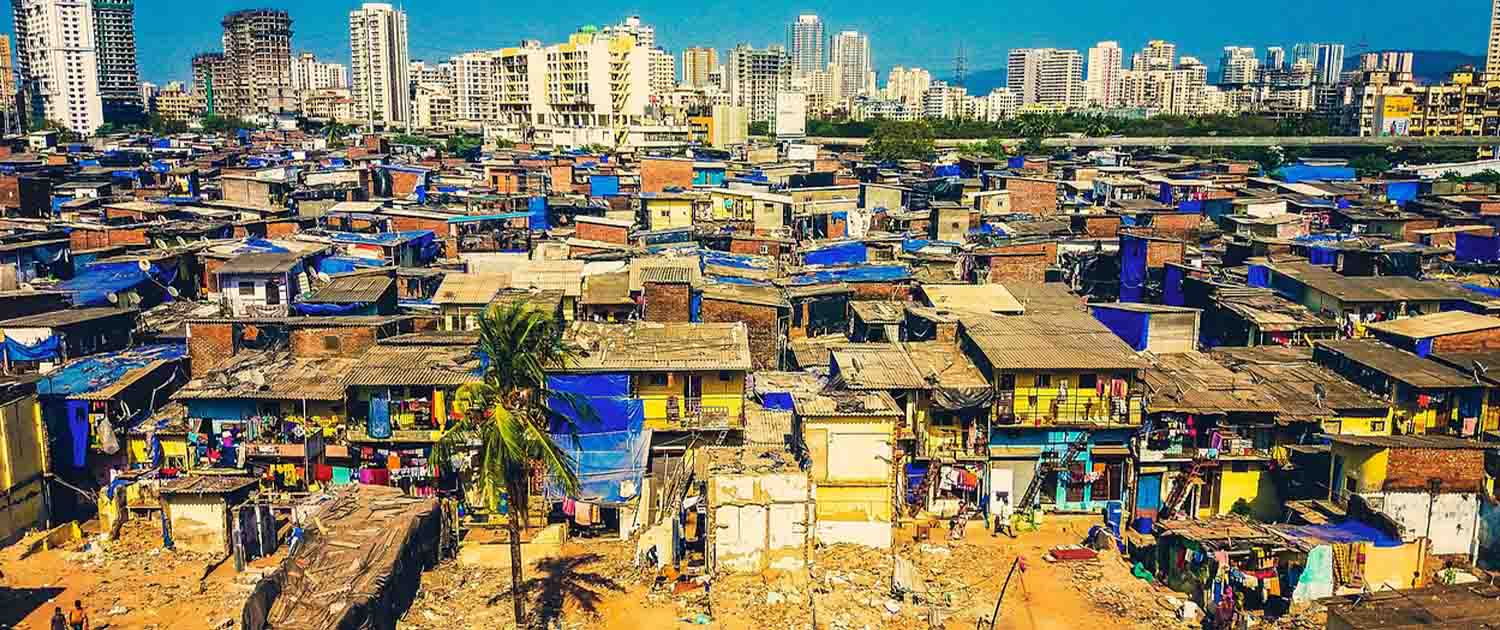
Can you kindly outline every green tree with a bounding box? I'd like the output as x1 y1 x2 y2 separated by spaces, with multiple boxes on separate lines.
866 120 935 162
434 302 582 627
1349 153 1392 177
393 133 439 147
960 138 1010 160
200 114 256 134
748 121 769 136
445 133 484 156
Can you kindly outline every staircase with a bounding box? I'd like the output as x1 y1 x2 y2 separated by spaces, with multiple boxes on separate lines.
1017 432 1091 510
1158 461 1206 521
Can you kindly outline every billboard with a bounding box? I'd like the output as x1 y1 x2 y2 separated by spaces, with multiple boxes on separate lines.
1375 94 1414 137
775 92 808 138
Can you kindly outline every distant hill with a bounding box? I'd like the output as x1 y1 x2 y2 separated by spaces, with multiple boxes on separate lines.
1343 49 1484 84
947 49 1486 96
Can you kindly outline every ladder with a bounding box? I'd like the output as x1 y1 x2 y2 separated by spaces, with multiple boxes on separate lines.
1017 432 1090 510
1158 462 1205 521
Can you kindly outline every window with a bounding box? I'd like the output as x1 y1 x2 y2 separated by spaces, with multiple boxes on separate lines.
648 374 668 386
1034 374 1052 388
1078 374 1098 390
265 281 281 305
718 371 734 382
999 374 1016 390
238 281 256 296
323 335 341 351
1370 420 1386 432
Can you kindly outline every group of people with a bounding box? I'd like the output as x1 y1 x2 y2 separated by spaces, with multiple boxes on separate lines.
50 601 88 630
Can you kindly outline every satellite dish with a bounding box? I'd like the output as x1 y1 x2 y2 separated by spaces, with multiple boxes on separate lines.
167 286 180 298
137 260 151 272
315 272 332 283
106 292 119 304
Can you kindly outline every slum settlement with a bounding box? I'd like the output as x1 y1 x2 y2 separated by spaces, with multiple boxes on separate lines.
0 128 1497 630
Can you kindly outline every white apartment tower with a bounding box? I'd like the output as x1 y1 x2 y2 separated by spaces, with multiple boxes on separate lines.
487 31 652 128
12 0 103 135
1086 41 1123 108
1219 47 1259 85
1490 0 1500 75
1009 48 1084 109
292 53 348 91
450 50 498 124
1265 47 1286 71
830 30 875 101
682 47 718 88
649 48 675 97
219 9 295 117
350 3 409 128
604 15 655 50
788 14 824 78
1134 40 1176 70
727 44 791 123
884 66 932 109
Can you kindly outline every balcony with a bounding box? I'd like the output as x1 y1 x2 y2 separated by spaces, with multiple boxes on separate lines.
916 427 986 461
662 397 740 430
992 391 1140 427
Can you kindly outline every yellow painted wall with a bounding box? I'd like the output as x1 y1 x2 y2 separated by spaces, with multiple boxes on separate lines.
814 484 893 523
128 435 192 468
1362 541 1425 590
1213 465 1281 521
1326 413 1392 436
0 396 44 490
638 371 746 430
709 191 754 221
1330 444 1389 495
644 198 694 231
803 416 894 524
1007 371 1141 425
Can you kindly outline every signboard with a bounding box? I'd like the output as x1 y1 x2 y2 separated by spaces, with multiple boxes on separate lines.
1375 95 1414 137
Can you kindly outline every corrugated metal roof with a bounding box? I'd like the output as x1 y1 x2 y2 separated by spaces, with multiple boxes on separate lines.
0 307 137 328
1324 434 1494 450
831 345 928 390
160 474 258 496
1365 311 1500 339
921 284 1025 315
345 344 482 386
217 252 304 275
563 321 752 372
640 267 693 285
173 351 359 401
850 300 908 324
1316 339 1476 389
431 273 505 305
961 312 1147 371
791 389 903 418
1143 351 1282 415
307 275 393 304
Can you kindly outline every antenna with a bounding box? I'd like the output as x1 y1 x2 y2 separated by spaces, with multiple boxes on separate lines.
954 41 968 90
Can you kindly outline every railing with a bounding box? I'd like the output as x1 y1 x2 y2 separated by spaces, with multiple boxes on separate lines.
917 429 987 460
992 394 1139 426
676 398 736 430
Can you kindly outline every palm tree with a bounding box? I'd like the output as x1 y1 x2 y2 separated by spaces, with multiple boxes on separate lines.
435 301 583 627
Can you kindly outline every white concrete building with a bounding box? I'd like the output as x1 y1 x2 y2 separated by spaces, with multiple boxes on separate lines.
981 88 1021 122
884 66 931 110
775 90 806 138
292 53 347 91
787 14 824 78
650 48 676 98
1086 42 1123 108
829 30 874 102
411 82 453 130
450 50 498 124
604 15 655 51
1008 48 1084 109
486 30 652 129
1133 40 1176 71
727 44 791 123
349 3 409 128
1219 46 1259 85
682 47 717 89
12 0 103 135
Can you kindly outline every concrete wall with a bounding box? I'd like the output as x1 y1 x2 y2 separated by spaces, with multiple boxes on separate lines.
804 417 894 549
165 495 230 554
0 395 44 544
1366 491 1479 556
709 473 810 574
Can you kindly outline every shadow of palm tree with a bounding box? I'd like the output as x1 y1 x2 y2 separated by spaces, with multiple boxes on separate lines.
485 553 625 627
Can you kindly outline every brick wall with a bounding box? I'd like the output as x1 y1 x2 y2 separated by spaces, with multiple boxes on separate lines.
265 220 300 239
641 159 694 193
643 282 691 322
829 214 847 238
1084 216 1120 238
700 298 781 369
848 283 910 301
290 326 379 358
1431 327 1500 353
390 170 425 198
1401 219 1441 243
0 176 22 210
985 242 1057 283
576 220 629 245
1384 448 1486 492
1148 213 1204 241
1146 240 1186 268
550 165 576 194
1004 178 1058 216
729 238 787 257
202 258 225 293
188 322 235 378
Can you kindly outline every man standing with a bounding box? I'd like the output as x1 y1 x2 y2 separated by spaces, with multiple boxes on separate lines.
67 600 88 630
993 493 1014 538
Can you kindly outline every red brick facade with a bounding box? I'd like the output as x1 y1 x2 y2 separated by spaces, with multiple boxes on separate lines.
290 326 379 358
985 242 1058 283
1004 177 1058 216
641 159 694 193
575 219 630 245
1383 448 1487 492
643 282 691 322
700 298 782 370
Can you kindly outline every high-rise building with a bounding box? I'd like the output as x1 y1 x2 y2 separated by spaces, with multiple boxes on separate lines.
291 53 347 91
829 30 874 101
649 48 676 96
1219 47 1259 85
682 47 718 88
1360 51 1414 74
1265 47 1286 71
788 14 824 78
1008 48 1084 108
1133 40 1176 70
410 82 453 130
218 9 295 117
92 0 140 123
884 66 931 109
191 52 227 115
1489 0 1500 75
349 2 409 128
1086 41 1123 108
726 44 791 123
604 15 655 50
0 35 15 117
138 80 155 112
12 0 104 135
450 50 497 124
1293 43 1345 85
408 59 450 87
487 30 652 128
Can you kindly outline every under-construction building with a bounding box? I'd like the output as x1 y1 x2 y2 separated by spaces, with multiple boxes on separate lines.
191 52 227 116
93 0 142 123
216 8 295 118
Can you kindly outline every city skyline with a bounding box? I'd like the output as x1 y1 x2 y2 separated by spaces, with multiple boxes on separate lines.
0 0 1491 86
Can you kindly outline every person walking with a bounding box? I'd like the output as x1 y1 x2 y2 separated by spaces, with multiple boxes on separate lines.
49 606 67 630
67 600 88 630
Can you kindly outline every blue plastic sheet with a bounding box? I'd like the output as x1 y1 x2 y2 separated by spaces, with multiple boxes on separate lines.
237 238 291 254
1163 265 1185 307
1091 306 1151 351
702 249 769 270
1456 233 1500 263
2 334 61 361
368 393 392 439
1387 182 1419 205
528 196 548 230
37 345 185 400
549 415 648 505
545 374 643 435
1309 246 1338 266
803 242 868 266
1119 235 1147 303
761 392 794 411
590 175 620 197
316 256 387 275
785 265 908 286
68 401 89 468
1248 265 1271 288
1276 164 1356 183
56 261 161 307
291 301 368 315
1276 520 1402 548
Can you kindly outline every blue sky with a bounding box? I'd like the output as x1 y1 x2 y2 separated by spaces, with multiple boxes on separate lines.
1 0 1491 85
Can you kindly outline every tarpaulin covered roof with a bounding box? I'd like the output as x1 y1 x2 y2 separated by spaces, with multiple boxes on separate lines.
35 344 186 399
783 265 910 286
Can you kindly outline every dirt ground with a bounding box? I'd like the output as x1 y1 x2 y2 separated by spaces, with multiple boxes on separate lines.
0 519 283 630
398 514 1199 630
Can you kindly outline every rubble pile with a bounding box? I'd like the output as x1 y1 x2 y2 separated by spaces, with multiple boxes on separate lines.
1062 553 1191 629
709 573 810 630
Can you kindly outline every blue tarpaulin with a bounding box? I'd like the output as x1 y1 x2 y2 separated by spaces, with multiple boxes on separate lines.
528 196 548 230
1091 306 1151 351
761 392 794 411
1386 182 1419 205
56 261 165 307
905 463 931 504
1309 247 1338 265
785 265 909 286
237 238 291 254
545 374 644 435
2 334 61 361
291 301 369 315
1163 265 1186 307
1248 264 1271 288
1456 232 1500 263
549 414 648 504
36 344 186 399
368 392 392 439
1276 520 1402 548
1119 235 1147 303
702 249 769 270
1276 164 1356 183
1463 283 1500 298
803 242 868 266
589 175 620 197
67 401 89 468
902 238 961 253
933 165 961 177
316 256 387 275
